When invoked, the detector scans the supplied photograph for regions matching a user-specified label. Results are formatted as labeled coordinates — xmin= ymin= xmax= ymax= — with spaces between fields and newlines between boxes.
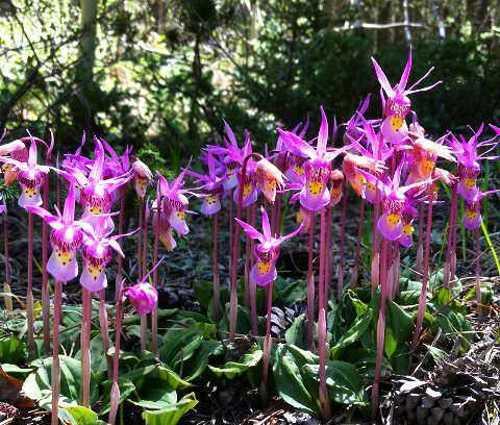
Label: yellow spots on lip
xmin=387 ymin=213 xmax=401 ymax=228
xmin=418 ymin=159 xmax=435 ymax=177
xmin=87 ymin=263 xmax=103 ymax=280
xmin=366 ymin=182 xmax=376 ymax=192
xmin=176 ymin=210 xmax=186 ymax=220
xmin=403 ymin=223 xmax=414 ymax=236
xmin=56 ymin=250 xmax=73 ymax=266
xmin=264 ymin=178 xmax=276 ymax=191
xmin=2 ymin=164 xmax=14 ymax=173
xmin=293 ymin=165 xmax=304 ymax=176
xmin=23 ymin=186 xmax=38 ymax=198
xmin=463 ymin=178 xmax=476 ymax=189
xmin=296 ymin=209 xmax=304 ymax=224
xmin=465 ymin=208 xmax=477 ymax=219
xmin=257 ymin=261 xmax=271 ymax=274
xmin=206 ymin=194 xmax=218 ymax=205
xmin=308 ymin=180 xmax=324 ymax=196
xmin=242 ymin=183 xmax=253 ymax=198
xmin=89 ymin=205 xmax=103 ymax=215
xmin=389 ymin=115 xmax=404 ymax=131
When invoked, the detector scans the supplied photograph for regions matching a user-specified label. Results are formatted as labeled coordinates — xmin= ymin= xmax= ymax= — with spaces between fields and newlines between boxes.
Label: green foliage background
xmin=0 ymin=0 xmax=498 ymax=160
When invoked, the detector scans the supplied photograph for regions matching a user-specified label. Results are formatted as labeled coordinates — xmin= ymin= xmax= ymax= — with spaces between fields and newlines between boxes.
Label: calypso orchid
xmin=371 ymin=52 xmax=442 ymax=144
xmin=235 ymin=206 xmax=303 ymax=287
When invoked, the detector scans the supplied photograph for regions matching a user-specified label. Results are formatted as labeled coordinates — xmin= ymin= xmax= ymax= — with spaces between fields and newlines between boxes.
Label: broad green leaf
xmin=0 ymin=336 xmax=26 ymax=364
xmin=63 ymin=405 xmax=99 ymax=425
xmin=209 ymin=347 xmax=263 ymax=379
xmin=285 ymin=314 xmax=306 ymax=347
xmin=100 ymin=379 xmax=136 ymax=415
xmin=304 ymin=361 xmax=367 ymax=406
xmin=272 ymin=345 xmax=317 ymax=414
xmin=131 ymin=379 xmax=177 ymax=410
xmin=387 ymin=301 xmax=414 ymax=343
xmin=384 ymin=327 xmax=397 ymax=359
xmin=141 ymin=393 xmax=198 ymax=425
xmin=160 ymin=328 xmax=203 ymax=366
xmin=182 ymin=340 xmax=223 ymax=381
xmin=1 ymin=363 xmax=33 ymax=377
xmin=330 ymin=308 xmax=373 ymax=356
xmin=275 ymin=278 xmax=307 ymax=304
xmin=436 ymin=287 xmax=452 ymax=306
xmin=22 ymin=356 xmax=100 ymax=405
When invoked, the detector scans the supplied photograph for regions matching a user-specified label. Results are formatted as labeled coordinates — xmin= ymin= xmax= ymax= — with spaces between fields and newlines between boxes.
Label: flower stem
xmin=372 ymin=238 xmax=389 ymax=419
xmin=42 ymin=176 xmax=50 ymax=354
xmin=229 ymin=197 xmax=241 ymax=340
xmin=371 ymin=202 xmax=381 ymax=296
xmin=337 ymin=190 xmax=347 ymax=299
xmin=211 ymin=212 xmax=221 ymax=322
xmin=416 ymin=205 xmax=425 ymax=273
xmin=80 ymin=288 xmax=91 ymax=406
xmin=151 ymin=200 xmax=160 ymax=354
xmin=248 ymin=205 xmax=257 ymax=335
xmin=109 ymin=279 xmax=123 ymax=425
xmin=27 ymin=211 xmax=35 ymax=358
xmin=260 ymin=281 xmax=273 ymax=403
xmin=98 ymin=290 xmax=112 ymax=378
xmin=352 ymin=199 xmax=365 ymax=287
xmin=306 ymin=213 xmax=315 ymax=350
xmin=115 ymin=193 xmax=126 ymax=302
xmin=444 ymin=183 xmax=457 ymax=288
xmin=3 ymin=214 xmax=13 ymax=312
xmin=474 ymin=228 xmax=482 ymax=315
xmin=51 ymin=280 xmax=62 ymax=425
xmin=318 ymin=208 xmax=331 ymax=420
xmin=412 ymin=201 xmax=433 ymax=349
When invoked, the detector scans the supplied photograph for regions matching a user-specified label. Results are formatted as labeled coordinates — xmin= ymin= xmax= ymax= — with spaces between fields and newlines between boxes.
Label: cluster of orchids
xmin=0 ymin=52 xmax=497 ymax=423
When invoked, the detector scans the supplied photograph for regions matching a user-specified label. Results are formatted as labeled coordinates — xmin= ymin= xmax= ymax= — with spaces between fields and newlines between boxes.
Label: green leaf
xmin=387 ymin=301 xmax=414 ymax=343
xmin=303 ymin=361 xmax=367 ymax=406
xmin=100 ymin=379 xmax=136 ymax=415
xmin=209 ymin=347 xmax=263 ymax=379
xmin=131 ymin=380 xmax=177 ymax=410
xmin=384 ymin=327 xmax=397 ymax=359
xmin=275 ymin=277 xmax=307 ymax=304
xmin=63 ymin=405 xmax=99 ymax=425
xmin=23 ymin=356 xmax=100 ymax=405
xmin=141 ymin=393 xmax=198 ymax=425
xmin=285 ymin=314 xmax=306 ymax=347
xmin=272 ymin=345 xmax=317 ymax=414
xmin=0 ymin=336 xmax=26 ymax=364
xmin=1 ymin=363 xmax=33 ymax=377
xmin=436 ymin=287 xmax=452 ymax=306
xmin=330 ymin=308 xmax=373 ymax=357
xmin=160 ymin=327 xmax=203 ymax=367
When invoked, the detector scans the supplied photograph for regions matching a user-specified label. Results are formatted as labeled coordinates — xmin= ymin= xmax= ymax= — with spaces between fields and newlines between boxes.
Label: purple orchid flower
xmin=360 ymin=163 xmax=431 ymax=241
xmin=448 ymin=125 xmax=499 ymax=203
xmin=235 ymin=207 xmax=303 ymax=286
xmin=132 ymin=159 xmax=153 ymax=200
xmin=371 ymin=52 xmax=442 ymax=144
xmin=25 ymin=182 xmax=92 ymax=282
xmin=0 ymin=137 xmax=52 ymax=208
xmin=187 ymin=152 xmax=224 ymax=216
xmin=68 ymin=138 xmax=131 ymax=231
xmin=463 ymin=189 xmax=499 ymax=231
xmin=125 ymin=257 xmax=165 ymax=315
xmin=157 ymin=169 xmax=193 ymax=241
xmin=80 ymin=222 xmax=138 ymax=292
xmin=278 ymin=107 xmax=349 ymax=212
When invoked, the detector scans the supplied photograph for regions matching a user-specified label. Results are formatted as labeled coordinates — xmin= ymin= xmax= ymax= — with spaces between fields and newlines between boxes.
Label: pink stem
xmin=80 ymin=288 xmax=91 ymax=406
xmin=98 ymin=290 xmax=112 ymax=378
xmin=325 ymin=205 xmax=333 ymax=301
xmin=211 ymin=212 xmax=221 ymax=321
xmin=151 ymin=201 xmax=160 ymax=354
xmin=109 ymin=279 xmax=123 ymax=425
xmin=352 ymin=199 xmax=366 ymax=287
xmin=42 ymin=176 xmax=50 ymax=354
xmin=115 ymin=193 xmax=126 ymax=302
xmin=306 ymin=213 xmax=315 ymax=350
xmin=474 ymin=229 xmax=481 ymax=314
xmin=412 ymin=201 xmax=433 ymax=349
xmin=244 ymin=207 xmax=251 ymax=308
xmin=138 ymin=200 xmax=147 ymax=351
xmin=27 ymin=212 xmax=35 ymax=358
xmin=372 ymin=238 xmax=389 ymax=418
xmin=260 ymin=281 xmax=273 ymax=402
xmin=416 ymin=205 xmax=425 ymax=273
xmin=3 ymin=214 xmax=12 ymax=311
xmin=338 ymin=190 xmax=347 ymax=299
xmin=318 ymin=208 xmax=331 ymax=419
xmin=444 ymin=184 xmax=458 ymax=288
xmin=51 ymin=280 xmax=62 ymax=425
xmin=371 ymin=201 xmax=381 ymax=295
xmin=248 ymin=204 xmax=257 ymax=335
